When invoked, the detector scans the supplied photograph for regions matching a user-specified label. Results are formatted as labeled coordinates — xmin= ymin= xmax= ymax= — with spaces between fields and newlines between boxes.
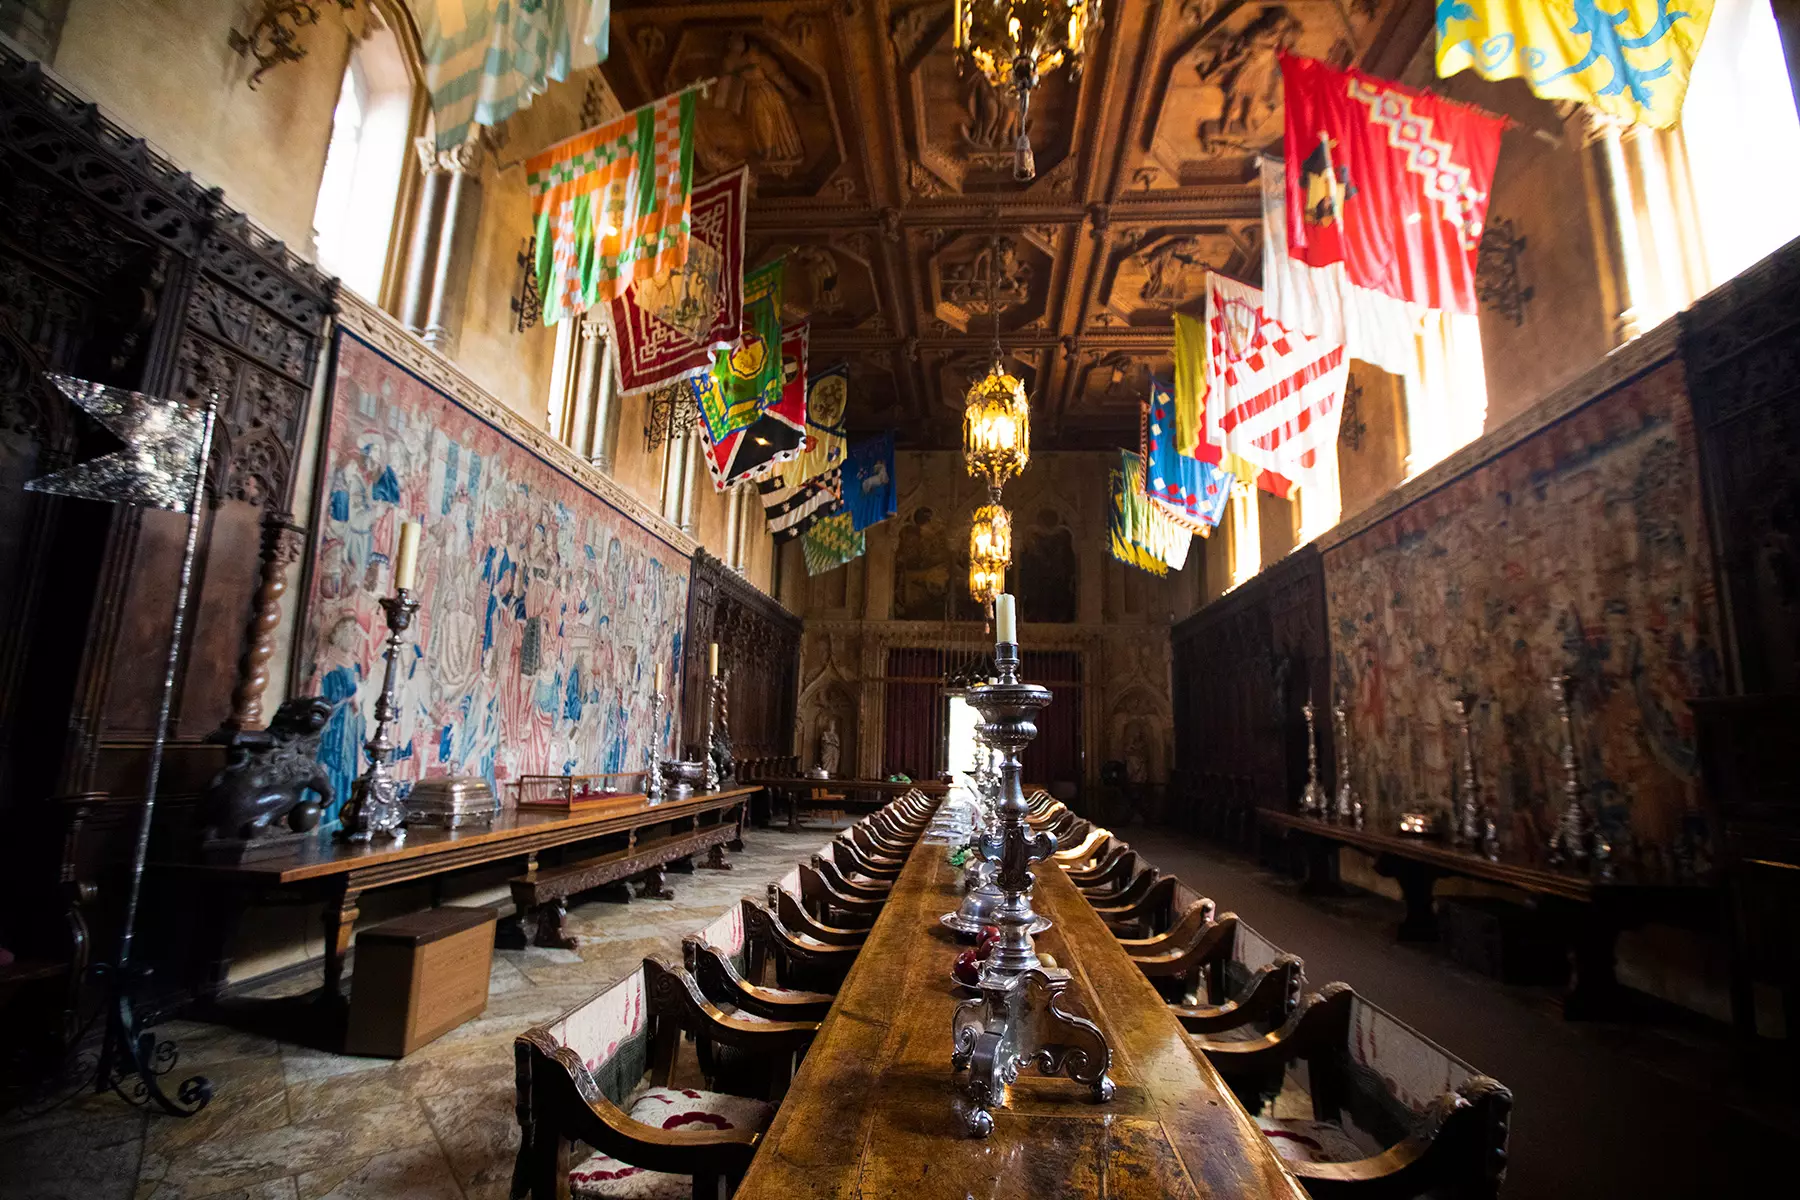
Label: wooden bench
xmin=510 ymin=816 xmax=744 ymax=949
xmin=1196 ymin=983 xmax=1513 ymax=1198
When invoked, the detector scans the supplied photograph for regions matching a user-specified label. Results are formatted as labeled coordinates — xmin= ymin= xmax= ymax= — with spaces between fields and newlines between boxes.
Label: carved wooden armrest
xmin=1119 ymin=903 xmax=1221 ymax=957
xmin=1171 ymin=955 xmax=1304 ymax=1035
xmin=1276 ymin=1077 xmax=1513 ymax=1200
xmin=1073 ymin=852 xmax=1140 ymax=896
xmin=518 ymin=1032 xmax=760 ymax=1185
xmin=1092 ymin=874 xmax=1177 ymax=923
xmin=742 ymin=899 xmax=862 ymax=967
xmin=772 ymin=888 xmax=868 ymax=946
xmin=1194 ymin=982 xmax=1355 ymax=1076
xmin=683 ymin=937 xmax=835 ymax=1023
xmin=1054 ymin=827 xmax=1114 ymax=865
xmin=1090 ymin=865 xmax=1160 ymax=912
xmin=1066 ymin=842 xmax=1128 ymax=881
xmin=644 ymin=957 xmax=819 ymax=1054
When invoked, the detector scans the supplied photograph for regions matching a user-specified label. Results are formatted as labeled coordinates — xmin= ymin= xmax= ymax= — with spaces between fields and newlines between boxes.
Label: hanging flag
xmin=759 ymin=466 xmax=840 ymax=542
xmin=417 ymin=0 xmax=610 ymax=152
xmin=802 ymin=506 xmax=866 ymax=575
xmin=25 ymin=376 xmax=212 ymax=512
xmin=610 ymin=166 xmax=747 ymax=393
xmin=1281 ymin=52 xmax=1505 ymax=316
xmin=526 ymin=87 xmax=697 ymax=327
xmin=1258 ymin=156 xmax=1419 ymax=378
xmin=843 ymin=432 xmax=896 ymax=532
xmin=1109 ymin=451 xmax=1190 ymax=576
xmin=695 ymin=260 xmax=782 ymax=443
xmin=694 ymin=321 xmax=808 ymax=489
xmin=1204 ymin=271 xmax=1350 ymax=494
xmin=1172 ymin=312 xmax=1208 ymax=460
xmin=1436 ymin=0 xmax=1714 ymax=129
xmin=780 ymin=363 xmax=849 ymax=487
xmin=1141 ymin=380 xmax=1232 ymax=534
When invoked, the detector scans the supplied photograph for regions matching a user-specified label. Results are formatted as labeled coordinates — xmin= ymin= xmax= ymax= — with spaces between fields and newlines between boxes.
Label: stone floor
xmin=0 ymin=825 xmax=831 ymax=1200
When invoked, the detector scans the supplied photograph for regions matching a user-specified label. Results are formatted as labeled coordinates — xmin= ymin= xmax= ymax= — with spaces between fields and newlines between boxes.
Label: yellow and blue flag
xmin=1435 ymin=0 xmax=1715 ymax=128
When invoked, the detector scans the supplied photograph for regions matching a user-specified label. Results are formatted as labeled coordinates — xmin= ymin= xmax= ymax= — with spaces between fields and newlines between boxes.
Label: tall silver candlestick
xmin=1300 ymin=701 xmax=1327 ymax=817
xmin=342 ymin=590 xmax=417 ymax=842
xmin=702 ymin=674 xmax=721 ymax=792
xmin=1451 ymin=693 xmax=1481 ymax=849
xmin=645 ymin=688 xmax=665 ymax=804
xmin=1546 ymin=674 xmax=1589 ymax=868
xmin=1333 ymin=701 xmax=1363 ymax=828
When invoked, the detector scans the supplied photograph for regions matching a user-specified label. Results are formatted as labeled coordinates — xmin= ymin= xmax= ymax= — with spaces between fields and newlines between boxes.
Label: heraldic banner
xmin=610 ymin=166 xmax=747 ymax=393
xmin=1280 ymin=52 xmax=1504 ymax=316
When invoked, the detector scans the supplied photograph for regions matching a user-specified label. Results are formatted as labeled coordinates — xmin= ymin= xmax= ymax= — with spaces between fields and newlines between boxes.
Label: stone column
xmin=570 ymin=317 xmax=608 ymax=460
xmin=676 ymin=432 xmax=701 ymax=534
xmin=399 ymin=138 xmax=447 ymax=334
xmin=590 ymin=328 xmax=617 ymax=471
xmin=422 ymin=136 xmax=485 ymax=355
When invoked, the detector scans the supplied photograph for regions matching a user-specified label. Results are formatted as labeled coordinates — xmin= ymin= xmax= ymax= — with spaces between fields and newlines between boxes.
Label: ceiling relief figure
xmin=942 ymin=238 xmax=1032 ymax=314
xmin=1193 ymin=7 xmax=1301 ymax=155
xmin=1135 ymin=236 xmax=1211 ymax=307
xmin=962 ymin=72 xmax=1020 ymax=152
xmin=713 ymin=32 xmax=806 ymax=176
xmin=791 ymin=245 xmax=843 ymax=315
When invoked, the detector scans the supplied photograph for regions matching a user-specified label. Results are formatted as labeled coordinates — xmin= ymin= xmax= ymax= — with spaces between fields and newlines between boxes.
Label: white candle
xmin=653 ymin=662 xmax=664 ymax=693
xmin=709 ymin=642 xmax=720 ymax=678
xmin=995 ymin=593 xmax=1017 ymax=645
xmin=394 ymin=520 xmax=421 ymax=592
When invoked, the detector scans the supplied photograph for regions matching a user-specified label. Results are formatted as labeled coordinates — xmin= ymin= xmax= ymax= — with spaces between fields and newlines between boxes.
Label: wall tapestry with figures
xmin=298 ymin=329 xmax=690 ymax=820
xmin=1323 ymin=359 xmax=1721 ymax=876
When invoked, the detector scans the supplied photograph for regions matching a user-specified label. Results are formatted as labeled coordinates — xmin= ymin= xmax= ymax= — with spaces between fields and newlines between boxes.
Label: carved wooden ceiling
xmin=603 ymin=0 xmax=1430 ymax=449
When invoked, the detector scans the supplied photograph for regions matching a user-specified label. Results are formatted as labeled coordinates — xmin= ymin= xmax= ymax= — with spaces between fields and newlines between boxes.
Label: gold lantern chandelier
xmin=962 ymin=238 xmax=1031 ymax=491
xmin=968 ymin=494 xmax=1012 ymax=605
xmin=954 ymin=0 xmax=1100 ymax=179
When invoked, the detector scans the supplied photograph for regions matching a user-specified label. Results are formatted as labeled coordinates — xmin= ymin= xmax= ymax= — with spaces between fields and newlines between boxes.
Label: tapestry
xmin=1281 ymin=52 xmax=1504 ymax=316
xmin=526 ymin=87 xmax=697 ymax=327
xmin=1436 ymin=0 xmax=1715 ymax=129
xmin=1325 ymin=361 xmax=1721 ymax=870
xmin=301 ymin=330 xmax=690 ymax=822
xmin=609 ymin=167 xmax=747 ymax=393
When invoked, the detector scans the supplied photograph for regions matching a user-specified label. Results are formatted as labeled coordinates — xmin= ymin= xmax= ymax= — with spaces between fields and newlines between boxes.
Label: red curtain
xmin=883 ymin=648 xmax=946 ymax=781
xmin=1021 ymin=650 xmax=1082 ymax=790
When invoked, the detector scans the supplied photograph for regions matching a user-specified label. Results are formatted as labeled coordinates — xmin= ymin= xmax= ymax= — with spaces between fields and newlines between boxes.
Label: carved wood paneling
xmin=684 ymin=549 xmax=803 ymax=762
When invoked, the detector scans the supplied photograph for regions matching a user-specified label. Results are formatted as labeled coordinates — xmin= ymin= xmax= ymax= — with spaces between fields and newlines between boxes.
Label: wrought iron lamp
xmin=963 ymin=366 xmax=1031 ymax=488
xmin=968 ymin=492 xmax=1012 ymax=605
xmin=954 ymin=0 xmax=1100 ymax=179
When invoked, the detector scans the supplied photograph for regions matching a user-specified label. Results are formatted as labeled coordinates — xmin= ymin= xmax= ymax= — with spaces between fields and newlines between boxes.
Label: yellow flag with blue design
xmin=1435 ymin=0 xmax=1715 ymax=128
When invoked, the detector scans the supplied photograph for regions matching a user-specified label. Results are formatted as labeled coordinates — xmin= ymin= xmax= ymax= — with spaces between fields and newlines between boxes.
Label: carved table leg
xmin=668 ymin=855 xmax=696 ymax=874
xmin=320 ymin=884 xmax=362 ymax=1009
xmin=532 ymin=898 xmax=578 ymax=950
xmin=1297 ymin=834 xmax=1346 ymax=896
xmin=1376 ymin=856 xmax=1441 ymax=942
xmin=787 ymin=788 xmax=801 ymax=833
xmin=729 ymin=806 xmax=746 ymax=851
xmin=635 ymin=865 xmax=676 ymax=900
xmin=697 ymin=844 xmax=733 ymax=871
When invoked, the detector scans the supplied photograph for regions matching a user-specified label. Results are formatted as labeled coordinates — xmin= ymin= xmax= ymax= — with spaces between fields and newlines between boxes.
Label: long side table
xmin=751 ymin=777 xmax=950 ymax=831
xmin=166 ymin=785 xmax=759 ymax=1010
xmin=1258 ymin=809 xmax=1723 ymax=1018
xmin=735 ymin=829 xmax=1305 ymax=1199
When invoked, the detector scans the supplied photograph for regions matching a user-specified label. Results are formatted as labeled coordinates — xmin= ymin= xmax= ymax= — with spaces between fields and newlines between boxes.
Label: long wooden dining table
xmin=735 ymin=823 xmax=1307 ymax=1199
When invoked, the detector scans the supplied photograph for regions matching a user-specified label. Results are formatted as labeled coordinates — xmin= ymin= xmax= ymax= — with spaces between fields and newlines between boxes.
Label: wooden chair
xmin=1062 ymin=836 xmax=1128 ymax=878
xmin=683 ymin=936 xmax=833 ymax=1023
xmin=849 ymin=823 xmax=907 ymax=863
xmin=1170 ymin=918 xmax=1305 ymax=1039
xmin=1124 ymin=902 xmax=1225 ymax=1000
xmin=769 ymin=886 xmax=869 ymax=948
xmin=797 ymin=862 xmax=883 ymax=926
xmin=1053 ymin=825 xmax=1113 ymax=867
xmin=740 ymin=898 xmax=859 ymax=990
xmin=831 ymin=838 xmax=901 ymax=882
xmin=1088 ymin=864 xmax=1160 ymax=915
xmin=1196 ymin=984 xmax=1512 ymax=1199
xmin=513 ymin=958 xmax=813 ymax=1200
xmin=1094 ymin=874 xmax=1196 ymax=937
xmin=1072 ymin=850 xmax=1142 ymax=900
xmin=811 ymin=853 xmax=892 ymax=899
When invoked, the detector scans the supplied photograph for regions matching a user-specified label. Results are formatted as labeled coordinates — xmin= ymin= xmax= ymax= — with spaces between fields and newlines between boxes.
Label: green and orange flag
xmin=525 ymin=87 xmax=697 ymax=327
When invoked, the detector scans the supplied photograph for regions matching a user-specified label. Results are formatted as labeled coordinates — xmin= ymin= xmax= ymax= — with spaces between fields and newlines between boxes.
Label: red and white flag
xmin=1203 ymin=272 xmax=1349 ymax=493
xmin=1280 ymin=52 xmax=1504 ymax=316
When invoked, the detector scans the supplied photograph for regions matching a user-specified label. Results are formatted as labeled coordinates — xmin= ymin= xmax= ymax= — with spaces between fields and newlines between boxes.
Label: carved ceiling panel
xmin=598 ymin=0 xmax=1417 ymax=450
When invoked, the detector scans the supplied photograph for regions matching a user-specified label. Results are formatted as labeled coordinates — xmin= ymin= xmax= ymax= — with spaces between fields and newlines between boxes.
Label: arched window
xmin=312 ymin=10 xmax=417 ymax=299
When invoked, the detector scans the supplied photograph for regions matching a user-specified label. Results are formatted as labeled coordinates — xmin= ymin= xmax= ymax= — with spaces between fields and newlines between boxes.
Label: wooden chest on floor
xmin=346 ymin=906 xmax=496 ymax=1057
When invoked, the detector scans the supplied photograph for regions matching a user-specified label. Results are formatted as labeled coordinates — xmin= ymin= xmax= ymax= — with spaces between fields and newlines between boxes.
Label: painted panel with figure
xmin=300 ymin=331 xmax=689 ymax=820
xmin=1325 ymin=362 xmax=1721 ymax=874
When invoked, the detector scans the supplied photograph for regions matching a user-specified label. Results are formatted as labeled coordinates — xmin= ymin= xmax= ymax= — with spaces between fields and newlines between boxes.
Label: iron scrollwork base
xmin=950 ymin=968 xmax=1114 ymax=1137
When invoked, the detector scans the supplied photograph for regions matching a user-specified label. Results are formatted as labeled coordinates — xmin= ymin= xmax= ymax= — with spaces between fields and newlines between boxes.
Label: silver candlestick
xmin=645 ymin=688 xmax=665 ymax=804
xmin=966 ymin=642 xmax=1056 ymax=981
xmin=1451 ymin=693 xmax=1482 ymax=850
xmin=702 ymin=674 xmax=721 ymax=792
xmin=1300 ymin=701 xmax=1327 ymax=817
xmin=1545 ymin=674 xmax=1586 ymax=866
xmin=341 ymin=590 xmax=417 ymax=843
xmin=1333 ymin=701 xmax=1363 ymax=828
xmin=953 ymin=642 xmax=1113 ymax=1137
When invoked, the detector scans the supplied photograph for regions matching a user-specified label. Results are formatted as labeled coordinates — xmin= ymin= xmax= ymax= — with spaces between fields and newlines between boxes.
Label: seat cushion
xmin=1254 ymin=1117 xmax=1369 ymax=1165
xmin=567 ymin=1086 xmax=773 ymax=1198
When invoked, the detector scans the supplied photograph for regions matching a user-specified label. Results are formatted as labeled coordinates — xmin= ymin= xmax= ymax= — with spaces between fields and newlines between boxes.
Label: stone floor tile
xmin=419 ymin=1082 xmax=517 ymax=1199
xmin=294 ymin=1144 xmax=464 ymax=1200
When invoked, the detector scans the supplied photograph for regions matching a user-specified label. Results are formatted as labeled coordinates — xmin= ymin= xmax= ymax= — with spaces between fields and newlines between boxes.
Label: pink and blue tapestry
xmin=300 ymin=330 xmax=690 ymax=822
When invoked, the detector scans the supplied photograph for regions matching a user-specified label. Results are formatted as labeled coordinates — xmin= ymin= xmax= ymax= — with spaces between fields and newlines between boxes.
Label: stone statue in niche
xmin=818 ymin=715 xmax=842 ymax=777
xmin=1123 ymin=722 xmax=1151 ymax=785
xmin=1194 ymin=7 xmax=1301 ymax=154
xmin=962 ymin=72 xmax=1019 ymax=150
xmin=201 ymin=697 xmax=336 ymax=854
xmin=717 ymin=32 xmax=805 ymax=175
